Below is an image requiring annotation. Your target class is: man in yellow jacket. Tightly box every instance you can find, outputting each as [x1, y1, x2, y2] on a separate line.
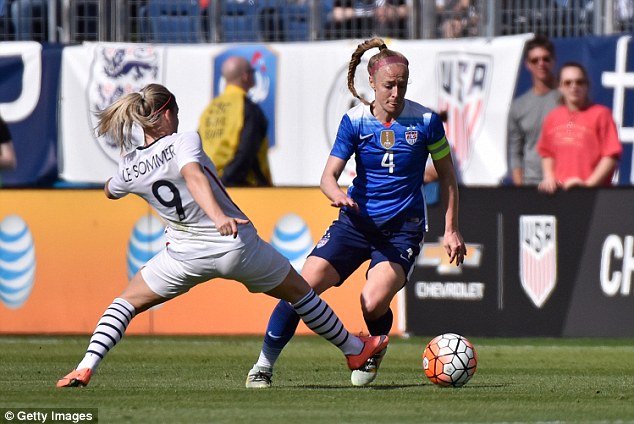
[199, 56, 272, 187]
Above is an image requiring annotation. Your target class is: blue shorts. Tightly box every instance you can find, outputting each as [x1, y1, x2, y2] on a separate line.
[309, 210, 425, 285]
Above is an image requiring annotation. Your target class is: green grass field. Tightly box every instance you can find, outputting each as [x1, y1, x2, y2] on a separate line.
[0, 335, 633, 423]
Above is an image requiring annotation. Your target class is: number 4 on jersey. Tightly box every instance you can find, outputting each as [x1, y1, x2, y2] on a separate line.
[381, 151, 395, 174]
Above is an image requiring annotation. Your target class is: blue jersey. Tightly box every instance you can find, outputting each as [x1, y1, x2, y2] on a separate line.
[331, 99, 450, 227]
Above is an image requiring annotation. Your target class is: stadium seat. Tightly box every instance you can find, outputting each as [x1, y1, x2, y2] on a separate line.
[146, 0, 203, 43]
[259, 1, 334, 43]
[220, 0, 259, 42]
[10, 0, 47, 41]
[279, 3, 310, 41]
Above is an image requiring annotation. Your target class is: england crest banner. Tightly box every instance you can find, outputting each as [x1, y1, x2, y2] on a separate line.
[59, 43, 167, 182]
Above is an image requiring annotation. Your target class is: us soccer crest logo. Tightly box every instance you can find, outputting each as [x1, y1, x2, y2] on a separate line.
[519, 215, 557, 308]
[88, 45, 163, 162]
[436, 53, 491, 173]
[405, 130, 418, 145]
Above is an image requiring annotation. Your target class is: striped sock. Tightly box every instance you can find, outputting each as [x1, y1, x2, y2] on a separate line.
[76, 298, 136, 371]
[292, 290, 363, 356]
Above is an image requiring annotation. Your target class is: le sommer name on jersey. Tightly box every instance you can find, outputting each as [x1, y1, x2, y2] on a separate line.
[121, 143, 176, 182]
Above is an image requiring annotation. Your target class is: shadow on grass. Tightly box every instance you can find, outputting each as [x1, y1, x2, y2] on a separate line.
[295, 383, 507, 390]
[297, 383, 426, 390]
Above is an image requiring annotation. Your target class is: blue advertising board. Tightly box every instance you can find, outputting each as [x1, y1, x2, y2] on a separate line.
[0, 43, 62, 187]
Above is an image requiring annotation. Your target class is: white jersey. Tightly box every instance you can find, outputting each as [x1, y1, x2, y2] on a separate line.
[107, 131, 257, 260]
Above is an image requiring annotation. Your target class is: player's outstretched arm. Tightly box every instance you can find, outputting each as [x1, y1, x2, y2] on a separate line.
[434, 155, 466, 265]
[181, 162, 249, 238]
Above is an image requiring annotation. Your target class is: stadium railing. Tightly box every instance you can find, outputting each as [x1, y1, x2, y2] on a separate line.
[0, 0, 632, 44]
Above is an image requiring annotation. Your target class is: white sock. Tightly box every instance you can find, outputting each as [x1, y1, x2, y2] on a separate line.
[292, 290, 363, 356]
[255, 349, 277, 370]
[76, 298, 136, 371]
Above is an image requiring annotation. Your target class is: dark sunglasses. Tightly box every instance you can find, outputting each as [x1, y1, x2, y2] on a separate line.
[562, 78, 588, 87]
[528, 55, 552, 65]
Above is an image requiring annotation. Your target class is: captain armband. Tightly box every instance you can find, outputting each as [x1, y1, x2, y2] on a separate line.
[429, 136, 451, 161]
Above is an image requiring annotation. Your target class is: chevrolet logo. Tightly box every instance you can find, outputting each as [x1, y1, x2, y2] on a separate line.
[417, 238, 483, 275]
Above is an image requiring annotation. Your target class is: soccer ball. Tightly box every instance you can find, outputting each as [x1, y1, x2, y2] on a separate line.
[422, 333, 477, 387]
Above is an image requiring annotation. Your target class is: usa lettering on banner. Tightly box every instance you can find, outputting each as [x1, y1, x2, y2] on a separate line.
[436, 53, 491, 174]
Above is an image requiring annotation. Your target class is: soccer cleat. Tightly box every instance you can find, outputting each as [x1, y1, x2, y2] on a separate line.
[56, 368, 92, 388]
[245, 365, 273, 389]
[351, 347, 387, 386]
[345, 335, 389, 370]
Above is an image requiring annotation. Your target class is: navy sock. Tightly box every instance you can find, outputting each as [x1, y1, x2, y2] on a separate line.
[264, 299, 300, 348]
[364, 308, 393, 336]
[254, 299, 301, 370]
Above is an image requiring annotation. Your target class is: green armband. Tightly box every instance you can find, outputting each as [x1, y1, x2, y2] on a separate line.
[429, 136, 451, 161]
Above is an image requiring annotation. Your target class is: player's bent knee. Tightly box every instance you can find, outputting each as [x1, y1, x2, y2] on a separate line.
[120, 272, 167, 312]
[360, 295, 391, 319]
[266, 267, 311, 304]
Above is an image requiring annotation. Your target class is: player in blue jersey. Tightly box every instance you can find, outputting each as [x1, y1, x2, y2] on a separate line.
[55, 83, 387, 388]
[246, 38, 466, 388]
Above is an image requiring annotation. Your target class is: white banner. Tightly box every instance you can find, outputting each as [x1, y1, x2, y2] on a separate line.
[59, 35, 531, 186]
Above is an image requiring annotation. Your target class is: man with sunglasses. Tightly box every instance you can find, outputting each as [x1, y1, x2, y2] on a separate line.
[507, 35, 559, 186]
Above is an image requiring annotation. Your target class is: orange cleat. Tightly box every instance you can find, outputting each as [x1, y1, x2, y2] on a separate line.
[56, 368, 92, 388]
[346, 335, 389, 370]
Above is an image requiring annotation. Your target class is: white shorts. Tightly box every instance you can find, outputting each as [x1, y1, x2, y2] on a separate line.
[140, 236, 291, 299]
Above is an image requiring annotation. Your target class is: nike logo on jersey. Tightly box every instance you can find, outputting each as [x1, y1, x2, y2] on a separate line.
[359, 133, 373, 140]
[267, 331, 282, 340]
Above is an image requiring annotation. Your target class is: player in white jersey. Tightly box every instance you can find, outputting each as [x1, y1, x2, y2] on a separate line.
[56, 83, 388, 388]
[246, 38, 466, 388]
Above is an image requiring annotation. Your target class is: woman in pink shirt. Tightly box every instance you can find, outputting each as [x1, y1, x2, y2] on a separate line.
[537, 62, 622, 194]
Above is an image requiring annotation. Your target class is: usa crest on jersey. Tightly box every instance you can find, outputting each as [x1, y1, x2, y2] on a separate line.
[405, 130, 418, 145]
[519, 215, 557, 308]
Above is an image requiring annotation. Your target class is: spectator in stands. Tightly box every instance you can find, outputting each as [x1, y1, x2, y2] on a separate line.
[551, 0, 595, 36]
[374, 0, 409, 38]
[0, 114, 17, 172]
[198, 56, 272, 187]
[537, 62, 623, 194]
[435, 0, 479, 38]
[615, 0, 633, 32]
[200, 0, 209, 37]
[325, 0, 409, 40]
[507, 35, 559, 186]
